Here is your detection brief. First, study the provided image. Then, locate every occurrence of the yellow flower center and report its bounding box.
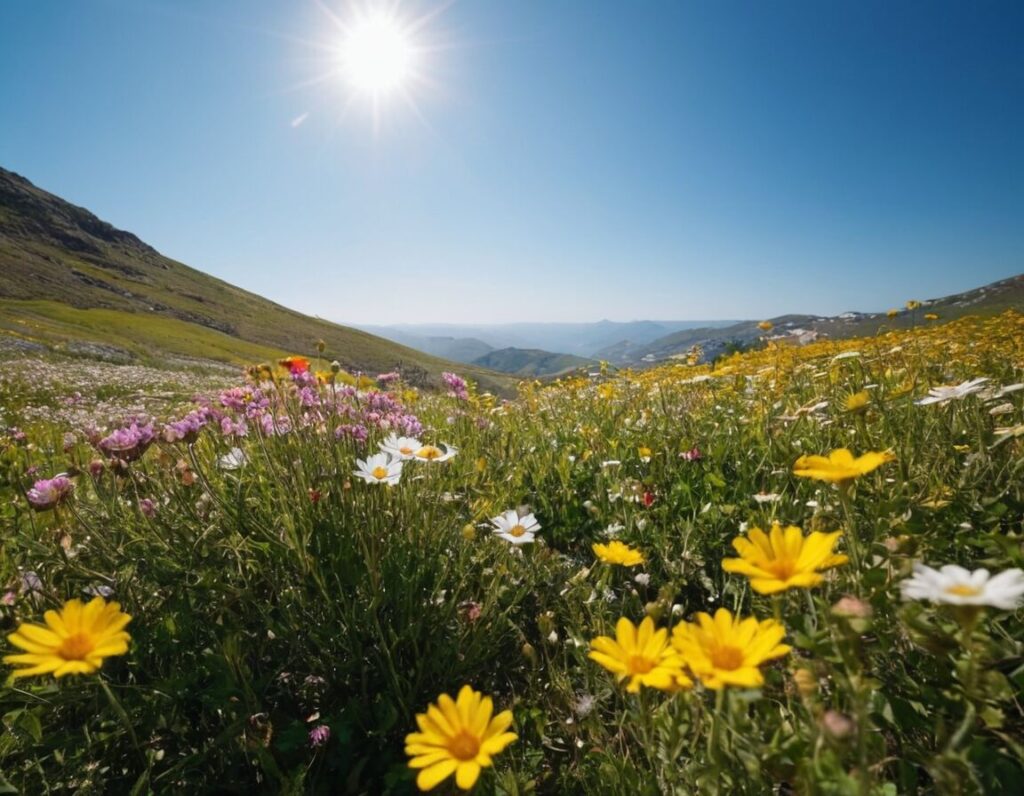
[627,654,655,675]
[509,524,527,537]
[709,644,745,671]
[418,446,441,460]
[58,632,95,661]
[372,466,389,479]
[399,446,413,455]
[945,584,982,597]
[447,730,481,761]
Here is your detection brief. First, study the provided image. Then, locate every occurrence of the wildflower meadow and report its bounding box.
[1,312,1023,794]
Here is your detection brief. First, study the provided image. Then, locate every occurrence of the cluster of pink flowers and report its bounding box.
[218,387,271,417]
[162,409,213,443]
[154,376,422,451]
[96,421,156,461]
[376,371,401,385]
[26,475,75,510]
[332,389,423,443]
[442,371,469,401]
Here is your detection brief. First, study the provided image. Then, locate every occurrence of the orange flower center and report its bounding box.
[945,584,982,597]
[447,730,481,761]
[399,446,413,455]
[627,654,655,675]
[372,466,389,479]
[764,559,797,581]
[709,644,744,671]
[509,524,527,537]
[58,632,95,661]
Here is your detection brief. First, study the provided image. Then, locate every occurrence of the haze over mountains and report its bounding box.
[356,320,738,374]
[358,320,737,359]
[358,275,1023,374]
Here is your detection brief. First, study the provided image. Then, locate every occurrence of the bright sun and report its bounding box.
[339,13,415,96]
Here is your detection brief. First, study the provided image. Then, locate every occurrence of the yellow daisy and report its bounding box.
[4,597,131,679]
[672,608,790,690]
[843,390,871,414]
[405,685,517,791]
[593,540,645,567]
[792,448,895,486]
[589,616,692,693]
[722,523,848,594]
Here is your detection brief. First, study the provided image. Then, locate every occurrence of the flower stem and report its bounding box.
[98,677,148,771]
[837,486,863,588]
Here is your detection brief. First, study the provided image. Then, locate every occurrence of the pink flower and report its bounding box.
[308,724,331,747]
[97,422,155,461]
[442,371,469,400]
[26,475,74,511]
[680,446,703,462]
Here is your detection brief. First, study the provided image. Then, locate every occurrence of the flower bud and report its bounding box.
[832,595,872,619]
[792,667,818,699]
[821,710,855,741]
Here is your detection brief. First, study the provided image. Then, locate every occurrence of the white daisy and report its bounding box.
[900,563,1024,609]
[412,444,457,463]
[219,447,248,470]
[752,492,782,504]
[353,452,403,486]
[915,378,989,406]
[378,433,422,460]
[490,509,541,545]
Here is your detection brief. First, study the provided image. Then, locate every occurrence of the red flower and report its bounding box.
[279,356,311,375]
[643,490,656,508]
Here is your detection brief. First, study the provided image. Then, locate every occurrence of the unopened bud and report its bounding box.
[644,601,663,621]
[461,523,476,541]
[821,710,855,740]
[792,668,818,699]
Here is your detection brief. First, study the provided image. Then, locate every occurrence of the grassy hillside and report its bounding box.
[0,166,511,392]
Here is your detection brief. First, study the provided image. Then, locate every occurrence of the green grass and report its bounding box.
[0,312,1022,794]
[0,299,290,366]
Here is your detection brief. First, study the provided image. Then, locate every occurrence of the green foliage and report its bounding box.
[0,312,1023,793]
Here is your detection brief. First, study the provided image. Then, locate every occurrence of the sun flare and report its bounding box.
[338,12,416,97]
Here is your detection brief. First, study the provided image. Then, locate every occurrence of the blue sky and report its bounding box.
[1,0,1021,324]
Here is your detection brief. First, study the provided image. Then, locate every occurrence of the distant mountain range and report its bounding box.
[0,166,511,392]
[357,320,738,360]
[598,276,1024,366]
[360,275,1023,373]
[3,164,1018,384]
